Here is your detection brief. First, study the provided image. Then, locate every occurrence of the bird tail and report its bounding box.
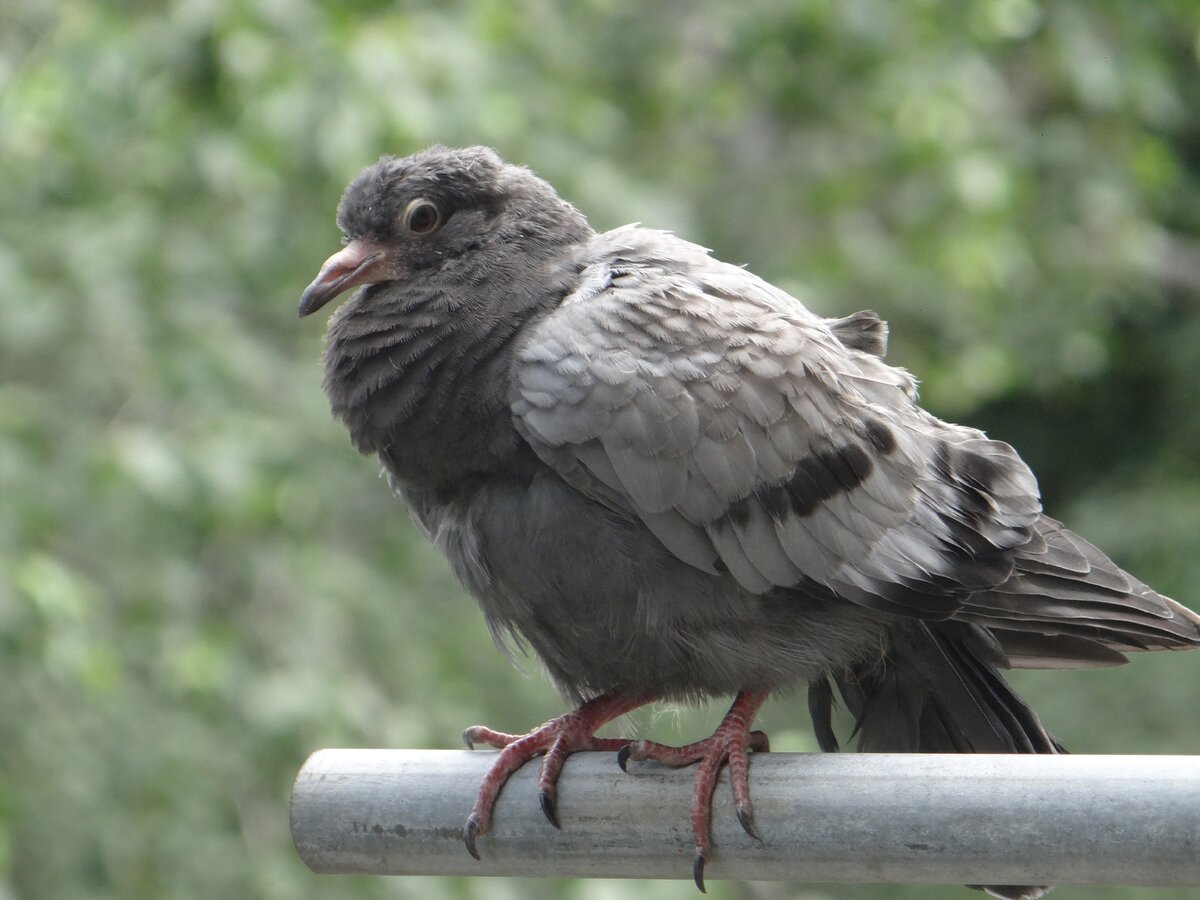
[806,515,1200,900]
[808,620,1058,900]
[809,620,1062,755]
[808,514,1200,754]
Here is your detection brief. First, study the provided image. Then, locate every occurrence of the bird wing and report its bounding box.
[511,227,1042,620]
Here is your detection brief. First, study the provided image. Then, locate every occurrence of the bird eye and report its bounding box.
[403,198,442,236]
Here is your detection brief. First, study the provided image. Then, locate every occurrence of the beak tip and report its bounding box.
[297,284,328,318]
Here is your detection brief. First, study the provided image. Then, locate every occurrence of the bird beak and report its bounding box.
[298,239,388,317]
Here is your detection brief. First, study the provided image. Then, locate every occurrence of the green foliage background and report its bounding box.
[2,1,1199,898]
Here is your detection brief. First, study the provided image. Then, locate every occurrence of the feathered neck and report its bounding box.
[319,234,589,489]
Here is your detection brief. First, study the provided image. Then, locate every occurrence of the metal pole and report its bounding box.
[290,749,1200,888]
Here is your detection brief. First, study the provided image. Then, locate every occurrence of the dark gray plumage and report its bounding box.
[299,146,1200,900]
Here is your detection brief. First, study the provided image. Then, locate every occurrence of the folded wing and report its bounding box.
[513,226,1200,657]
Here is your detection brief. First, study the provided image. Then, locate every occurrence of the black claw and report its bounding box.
[463,815,481,860]
[462,729,475,750]
[539,789,560,829]
[736,805,760,840]
[616,744,632,772]
[693,847,707,893]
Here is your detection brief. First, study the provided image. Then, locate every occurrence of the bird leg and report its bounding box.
[616,689,771,892]
[461,691,659,858]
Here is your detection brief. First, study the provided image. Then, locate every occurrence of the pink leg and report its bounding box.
[461,692,659,858]
[617,689,771,892]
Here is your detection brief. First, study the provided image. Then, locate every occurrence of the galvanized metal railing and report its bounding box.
[290,749,1200,889]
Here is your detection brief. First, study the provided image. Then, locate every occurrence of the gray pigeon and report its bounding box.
[299,145,1200,899]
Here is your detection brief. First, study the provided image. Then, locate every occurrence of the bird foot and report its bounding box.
[617,690,771,892]
[460,692,657,859]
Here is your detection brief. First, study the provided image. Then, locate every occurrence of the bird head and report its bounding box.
[298,145,589,317]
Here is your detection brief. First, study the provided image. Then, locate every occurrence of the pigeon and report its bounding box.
[299,145,1200,899]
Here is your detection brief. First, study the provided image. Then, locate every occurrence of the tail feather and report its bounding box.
[806,675,840,753]
[984,629,1128,669]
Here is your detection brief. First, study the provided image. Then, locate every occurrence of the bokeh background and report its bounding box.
[2,2,1199,899]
